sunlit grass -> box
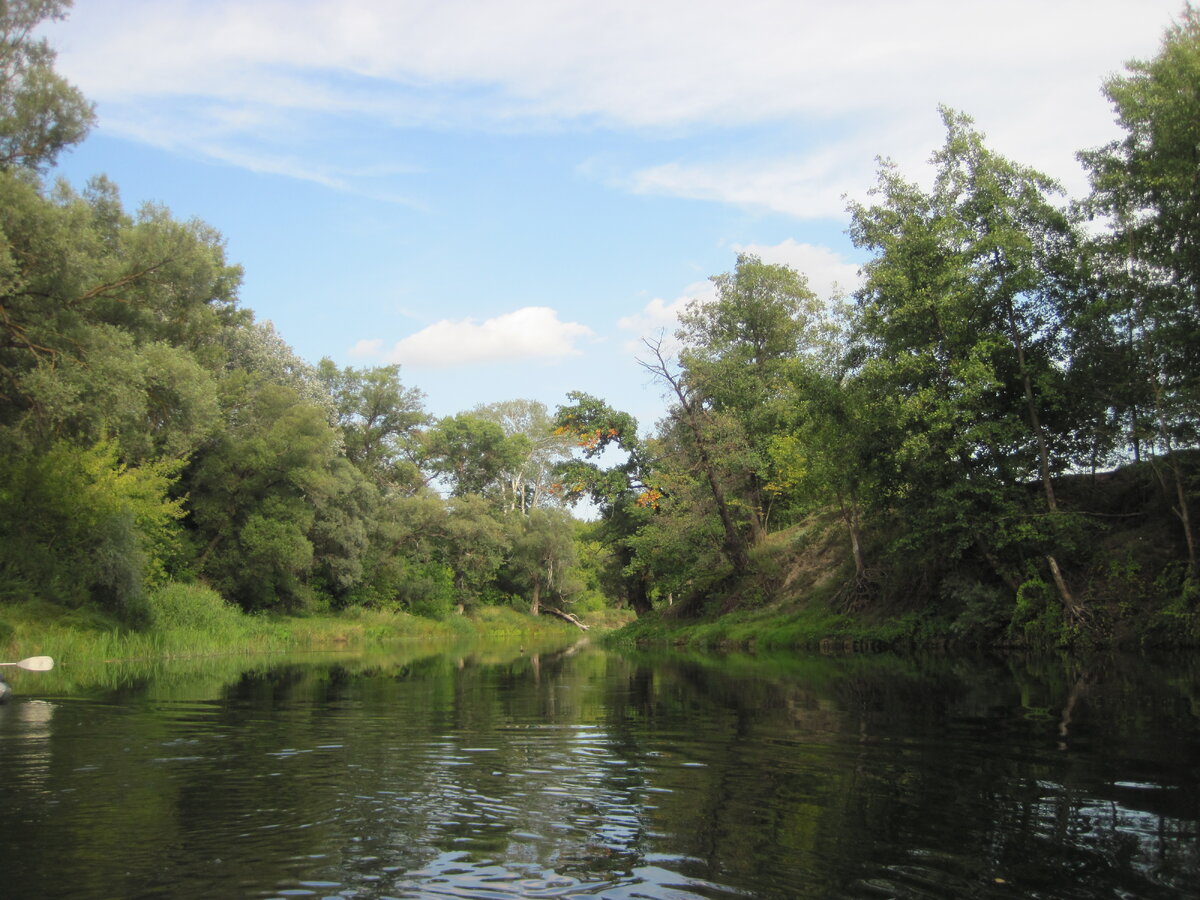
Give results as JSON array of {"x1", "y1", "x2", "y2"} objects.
[{"x1": 0, "y1": 585, "x2": 594, "y2": 677}]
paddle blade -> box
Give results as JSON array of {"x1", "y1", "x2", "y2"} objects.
[{"x1": 17, "y1": 655, "x2": 54, "y2": 671}]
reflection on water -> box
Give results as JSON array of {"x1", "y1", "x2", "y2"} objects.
[{"x1": 0, "y1": 644, "x2": 1197, "y2": 899}]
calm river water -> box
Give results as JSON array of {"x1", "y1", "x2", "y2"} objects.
[{"x1": 1, "y1": 641, "x2": 1197, "y2": 899}]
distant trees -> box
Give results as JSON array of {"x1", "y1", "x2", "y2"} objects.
[
  {"x1": 2, "y1": 0, "x2": 1197, "y2": 641},
  {"x1": 549, "y1": 12, "x2": 1200, "y2": 637}
]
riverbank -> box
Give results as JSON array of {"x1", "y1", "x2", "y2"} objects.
[
  {"x1": 607, "y1": 603, "x2": 944, "y2": 653},
  {"x1": 608, "y1": 455, "x2": 1200, "y2": 652},
  {"x1": 0, "y1": 583, "x2": 624, "y2": 671}
]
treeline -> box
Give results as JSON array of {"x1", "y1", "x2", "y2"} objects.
[
  {"x1": 3, "y1": 3, "x2": 1198, "y2": 644},
  {"x1": 0, "y1": 151, "x2": 596, "y2": 619},
  {"x1": 552, "y1": 12, "x2": 1200, "y2": 644},
  {"x1": 0, "y1": 3, "x2": 605, "y2": 624}
]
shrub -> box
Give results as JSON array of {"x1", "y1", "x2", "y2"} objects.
[{"x1": 145, "y1": 582, "x2": 246, "y2": 634}]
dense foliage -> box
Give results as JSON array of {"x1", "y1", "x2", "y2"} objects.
[
  {"x1": 1, "y1": 2, "x2": 1197, "y2": 645},
  {"x1": 556, "y1": 11, "x2": 1200, "y2": 645}
]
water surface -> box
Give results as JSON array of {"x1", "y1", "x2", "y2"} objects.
[{"x1": 1, "y1": 643, "x2": 1197, "y2": 898}]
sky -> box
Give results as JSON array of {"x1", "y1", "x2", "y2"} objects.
[{"x1": 45, "y1": 0, "x2": 1184, "y2": 432}]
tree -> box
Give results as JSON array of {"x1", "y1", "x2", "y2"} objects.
[
  {"x1": 848, "y1": 109, "x2": 1085, "y2": 618},
  {"x1": 1, "y1": 174, "x2": 241, "y2": 461},
  {"x1": 506, "y1": 508, "x2": 578, "y2": 616},
  {"x1": 443, "y1": 494, "x2": 511, "y2": 606},
  {"x1": 471, "y1": 398, "x2": 572, "y2": 513},
  {"x1": 639, "y1": 334, "x2": 752, "y2": 576},
  {"x1": 185, "y1": 379, "x2": 347, "y2": 611},
  {"x1": 421, "y1": 412, "x2": 529, "y2": 499},
  {"x1": 676, "y1": 253, "x2": 826, "y2": 542},
  {"x1": 768, "y1": 364, "x2": 884, "y2": 584},
  {"x1": 0, "y1": 0, "x2": 94, "y2": 171},
  {"x1": 553, "y1": 390, "x2": 657, "y2": 614},
  {"x1": 1079, "y1": 7, "x2": 1200, "y2": 578},
  {"x1": 317, "y1": 359, "x2": 428, "y2": 490},
  {"x1": 0, "y1": 440, "x2": 184, "y2": 616}
]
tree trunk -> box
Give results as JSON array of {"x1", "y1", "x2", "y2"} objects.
[
  {"x1": 529, "y1": 579, "x2": 541, "y2": 617},
  {"x1": 837, "y1": 492, "x2": 865, "y2": 579},
  {"x1": 1002, "y1": 293, "x2": 1081, "y2": 618},
  {"x1": 629, "y1": 572, "x2": 653, "y2": 617},
  {"x1": 639, "y1": 338, "x2": 751, "y2": 575},
  {"x1": 1152, "y1": 384, "x2": 1198, "y2": 579},
  {"x1": 541, "y1": 606, "x2": 589, "y2": 631}
]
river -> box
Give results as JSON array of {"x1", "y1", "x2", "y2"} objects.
[{"x1": 0, "y1": 640, "x2": 1197, "y2": 899}]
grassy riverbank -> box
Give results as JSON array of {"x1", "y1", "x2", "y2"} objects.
[
  {"x1": 0, "y1": 582, "x2": 610, "y2": 670},
  {"x1": 608, "y1": 456, "x2": 1200, "y2": 652},
  {"x1": 607, "y1": 604, "x2": 946, "y2": 653}
]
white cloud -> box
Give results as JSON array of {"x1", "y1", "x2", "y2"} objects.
[
  {"x1": 348, "y1": 338, "x2": 384, "y2": 358},
  {"x1": 625, "y1": 144, "x2": 873, "y2": 220},
  {"x1": 52, "y1": 0, "x2": 1179, "y2": 204},
  {"x1": 730, "y1": 240, "x2": 863, "y2": 298},
  {"x1": 378, "y1": 307, "x2": 593, "y2": 367},
  {"x1": 617, "y1": 280, "x2": 716, "y2": 353}
]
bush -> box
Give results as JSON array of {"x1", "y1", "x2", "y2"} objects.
[
  {"x1": 403, "y1": 562, "x2": 456, "y2": 620},
  {"x1": 145, "y1": 582, "x2": 246, "y2": 634}
]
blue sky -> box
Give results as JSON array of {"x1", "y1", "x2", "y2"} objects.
[{"x1": 46, "y1": 0, "x2": 1182, "y2": 431}]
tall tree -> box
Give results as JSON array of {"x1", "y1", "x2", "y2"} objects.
[
  {"x1": 553, "y1": 391, "x2": 657, "y2": 614},
  {"x1": 676, "y1": 253, "x2": 825, "y2": 542},
  {"x1": 0, "y1": 0, "x2": 94, "y2": 171},
  {"x1": 421, "y1": 412, "x2": 531, "y2": 500},
  {"x1": 471, "y1": 398, "x2": 572, "y2": 513},
  {"x1": 317, "y1": 359, "x2": 428, "y2": 490},
  {"x1": 849, "y1": 109, "x2": 1084, "y2": 617},
  {"x1": 1080, "y1": 7, "x2": 1200, "y2": 578},
  {"x1": 506, "y1": 508, "x2": 578, "y2": 616}
]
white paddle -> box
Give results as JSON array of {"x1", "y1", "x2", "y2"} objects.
[{"x1": 0, "y1": 656, "x2": 55, "y2": 672}]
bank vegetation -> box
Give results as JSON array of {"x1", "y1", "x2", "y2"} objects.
[{"x1": 2, "y1": 3, "x2": 1199, "y2": 657}]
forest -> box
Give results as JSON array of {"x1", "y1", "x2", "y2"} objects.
[{"x1": 2, "y1": 1, "x2": 1198, "y2": 648}]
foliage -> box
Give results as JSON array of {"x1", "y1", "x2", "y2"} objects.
[
  {"x1": 143, "y1": 582, "x2": 246, "y2": 634},
  {"x1": 0, "y1": 440, "x2": 184, "y2": 617},
  {"x1": 421, "y1": 412, "x2": 530, "y2": 499},
  {"x1": 0, "y1": 0, "x2": 94, "y2": 171},
  {"x1": 4, "y1": 7, "x2": 1200, "y2": 650}
]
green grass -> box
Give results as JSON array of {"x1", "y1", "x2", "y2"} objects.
[
  {"x1": 0, "y1": 585, "x2": 598, "y2": 672},
  {"x1": 607, "y1": 603, "x2": 952, "y2": 651}
]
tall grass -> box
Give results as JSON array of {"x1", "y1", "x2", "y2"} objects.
[{"x1": 1, "y1": 583, "x2": 592, "y2": 672}]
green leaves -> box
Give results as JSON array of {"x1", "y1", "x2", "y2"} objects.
[
  {"x1": 0, "y1": 440, "x2": 184, "y2": 613},
  {"x1": 0, "y1": 1, "x2": 95, "y2": 172}
]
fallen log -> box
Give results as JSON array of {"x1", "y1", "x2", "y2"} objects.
[{"x1": 541, "y1": 606, "x2": 589, "y2": 631}]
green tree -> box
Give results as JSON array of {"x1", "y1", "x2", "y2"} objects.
[
  {"x1": 0, "y1": 173, "x2": 240, "y2": 462},
  {"x1": 849, "y1": 109, "x2": 1085, "y2": 618},
  {"x1": 0, "y1": 0, "x2": 94, "y2": 171},
  {"x1": 505, "y1": 507, "x2": 578, "y2": 616},
  {"x1": 1079, "y1": 7, "x2": 1200, "y2": 577},
  {"x1": 443, "y1": 493, "x2": 512, "y2": 606},
  {"x1": 317, "y1": 359, "x2": 428, "y2": 490},
  {"x1": 0, "y1": 440, "x2": 184, "y2": 616},
  {"x1": 186, "y1": 379, "x2": 347, "y2": 612},
  {"x1": 471, "y1": 398, "x2": 573, "y2": 513},
  {"x1": 421, "y1": 412, "x2": 530, "y2": 499},
  {"x1": 675, "y1": 253, "x2": 826, "y2": 543},
  {"x1": 553, "y1": 391, "x2": 657, "y2": 614}
]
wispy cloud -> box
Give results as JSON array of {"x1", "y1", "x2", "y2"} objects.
[
  {"x1": 53, "y1": 0, "x2": 1177, "y2": 206},
  {"x1": 617, "y1": 241, "x2": 861, "y2": 352},
  {"x1": 624, "y1": 144, "x2": 871, "y2": 220},
  {"x1": 729, "y1": 240, "x2": 863, "y2": 298},
  {"x1": 372, "y1": 307, "x2": 594, "y2": 367}
]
